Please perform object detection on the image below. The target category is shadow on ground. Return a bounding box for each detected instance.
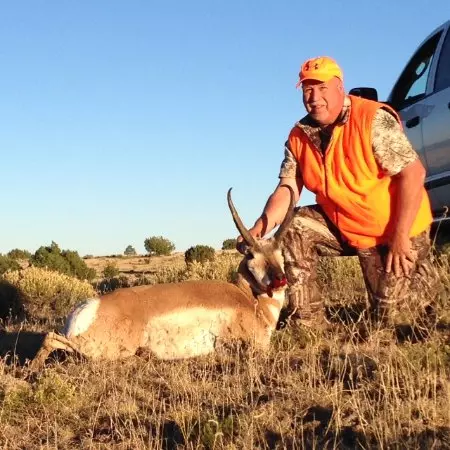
[0,280,26,323]
[0,331,46,365]
[262,406,450,450]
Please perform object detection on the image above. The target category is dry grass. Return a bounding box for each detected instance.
[92,252,242,293]
[0,250,448,449]
[84,253,188,280]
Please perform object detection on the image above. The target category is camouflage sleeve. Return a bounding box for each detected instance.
[372,108,418,176]
[278,143,301,179]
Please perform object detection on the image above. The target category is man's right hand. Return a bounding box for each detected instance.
[236,231,257,254]
[235,223,263,254]
[234,178,301,255]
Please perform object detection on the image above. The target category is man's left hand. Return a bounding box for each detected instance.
[385,233,415,277]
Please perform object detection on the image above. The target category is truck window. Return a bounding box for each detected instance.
[390,31,442,110]
[435,29,450,92]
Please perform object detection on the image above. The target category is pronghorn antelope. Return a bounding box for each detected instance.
[30,186,296,368]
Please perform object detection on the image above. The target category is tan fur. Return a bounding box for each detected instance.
[68,276,281,360]
[30,187,296,369]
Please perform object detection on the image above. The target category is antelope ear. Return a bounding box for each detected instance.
[244,248,254,260]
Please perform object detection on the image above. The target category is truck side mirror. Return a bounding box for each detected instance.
[349,87,378,101]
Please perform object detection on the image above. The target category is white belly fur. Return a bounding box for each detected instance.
[145,307,237,359]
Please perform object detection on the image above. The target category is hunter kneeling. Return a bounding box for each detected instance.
[236,56,440,330]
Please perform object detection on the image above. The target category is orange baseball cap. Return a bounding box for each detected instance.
[296,56,343,87]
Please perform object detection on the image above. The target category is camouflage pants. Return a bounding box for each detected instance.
[281,205,440,326]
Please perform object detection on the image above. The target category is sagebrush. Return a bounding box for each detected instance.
[3,266,96,319]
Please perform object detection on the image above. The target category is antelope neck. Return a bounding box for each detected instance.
[234,262,285,329]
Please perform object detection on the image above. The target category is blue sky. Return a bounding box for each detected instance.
[1,1,449,256]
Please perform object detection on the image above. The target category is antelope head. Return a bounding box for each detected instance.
[227,185,296,297]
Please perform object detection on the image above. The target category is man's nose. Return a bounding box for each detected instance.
[310,88,320,102]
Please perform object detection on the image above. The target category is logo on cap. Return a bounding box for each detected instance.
[296,56,343,87]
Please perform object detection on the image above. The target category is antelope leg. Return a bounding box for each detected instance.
[28,332,80,371]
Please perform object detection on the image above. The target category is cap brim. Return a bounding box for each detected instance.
[296,74,342,87]
[296,76,328,88]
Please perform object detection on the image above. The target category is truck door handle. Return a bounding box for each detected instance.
[406,116,420,128]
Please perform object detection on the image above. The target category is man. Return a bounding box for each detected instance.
[237,56,439,328]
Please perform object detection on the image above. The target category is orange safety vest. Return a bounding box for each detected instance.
[288,95,432,249]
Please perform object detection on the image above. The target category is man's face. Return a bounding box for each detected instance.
[302,77,345,126]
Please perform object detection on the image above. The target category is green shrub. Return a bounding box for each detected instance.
[0,255,21,275]
[124,245,137,256]
[33,372,77,408]
[185,245,216,265]
[30,241,96,281]
[7,249,31,260]
[3,372,78,416]
[3,267,96,319]
[222,238,237,250]
[144,236,175,256]
[103,262,120,279]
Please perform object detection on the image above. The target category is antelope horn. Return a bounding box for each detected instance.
[227,188,258,247]
[273,184,296,242]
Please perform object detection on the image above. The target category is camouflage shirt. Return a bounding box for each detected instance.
[279,96,418,179]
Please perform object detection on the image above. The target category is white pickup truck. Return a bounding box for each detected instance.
[350,19,450,228]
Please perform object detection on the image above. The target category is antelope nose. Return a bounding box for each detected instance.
[270,272,287,289]
[268,268,286,284]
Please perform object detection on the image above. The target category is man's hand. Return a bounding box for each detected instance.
[384,159,425,277]
[236,226,260,254]
[234,178,302,255]
[385,232,415,277]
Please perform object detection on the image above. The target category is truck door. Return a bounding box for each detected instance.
[387,31,443,174]
[421,26,450,218]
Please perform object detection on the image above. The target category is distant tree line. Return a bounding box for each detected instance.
[0,236,239,277]
[0,241,95,280]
